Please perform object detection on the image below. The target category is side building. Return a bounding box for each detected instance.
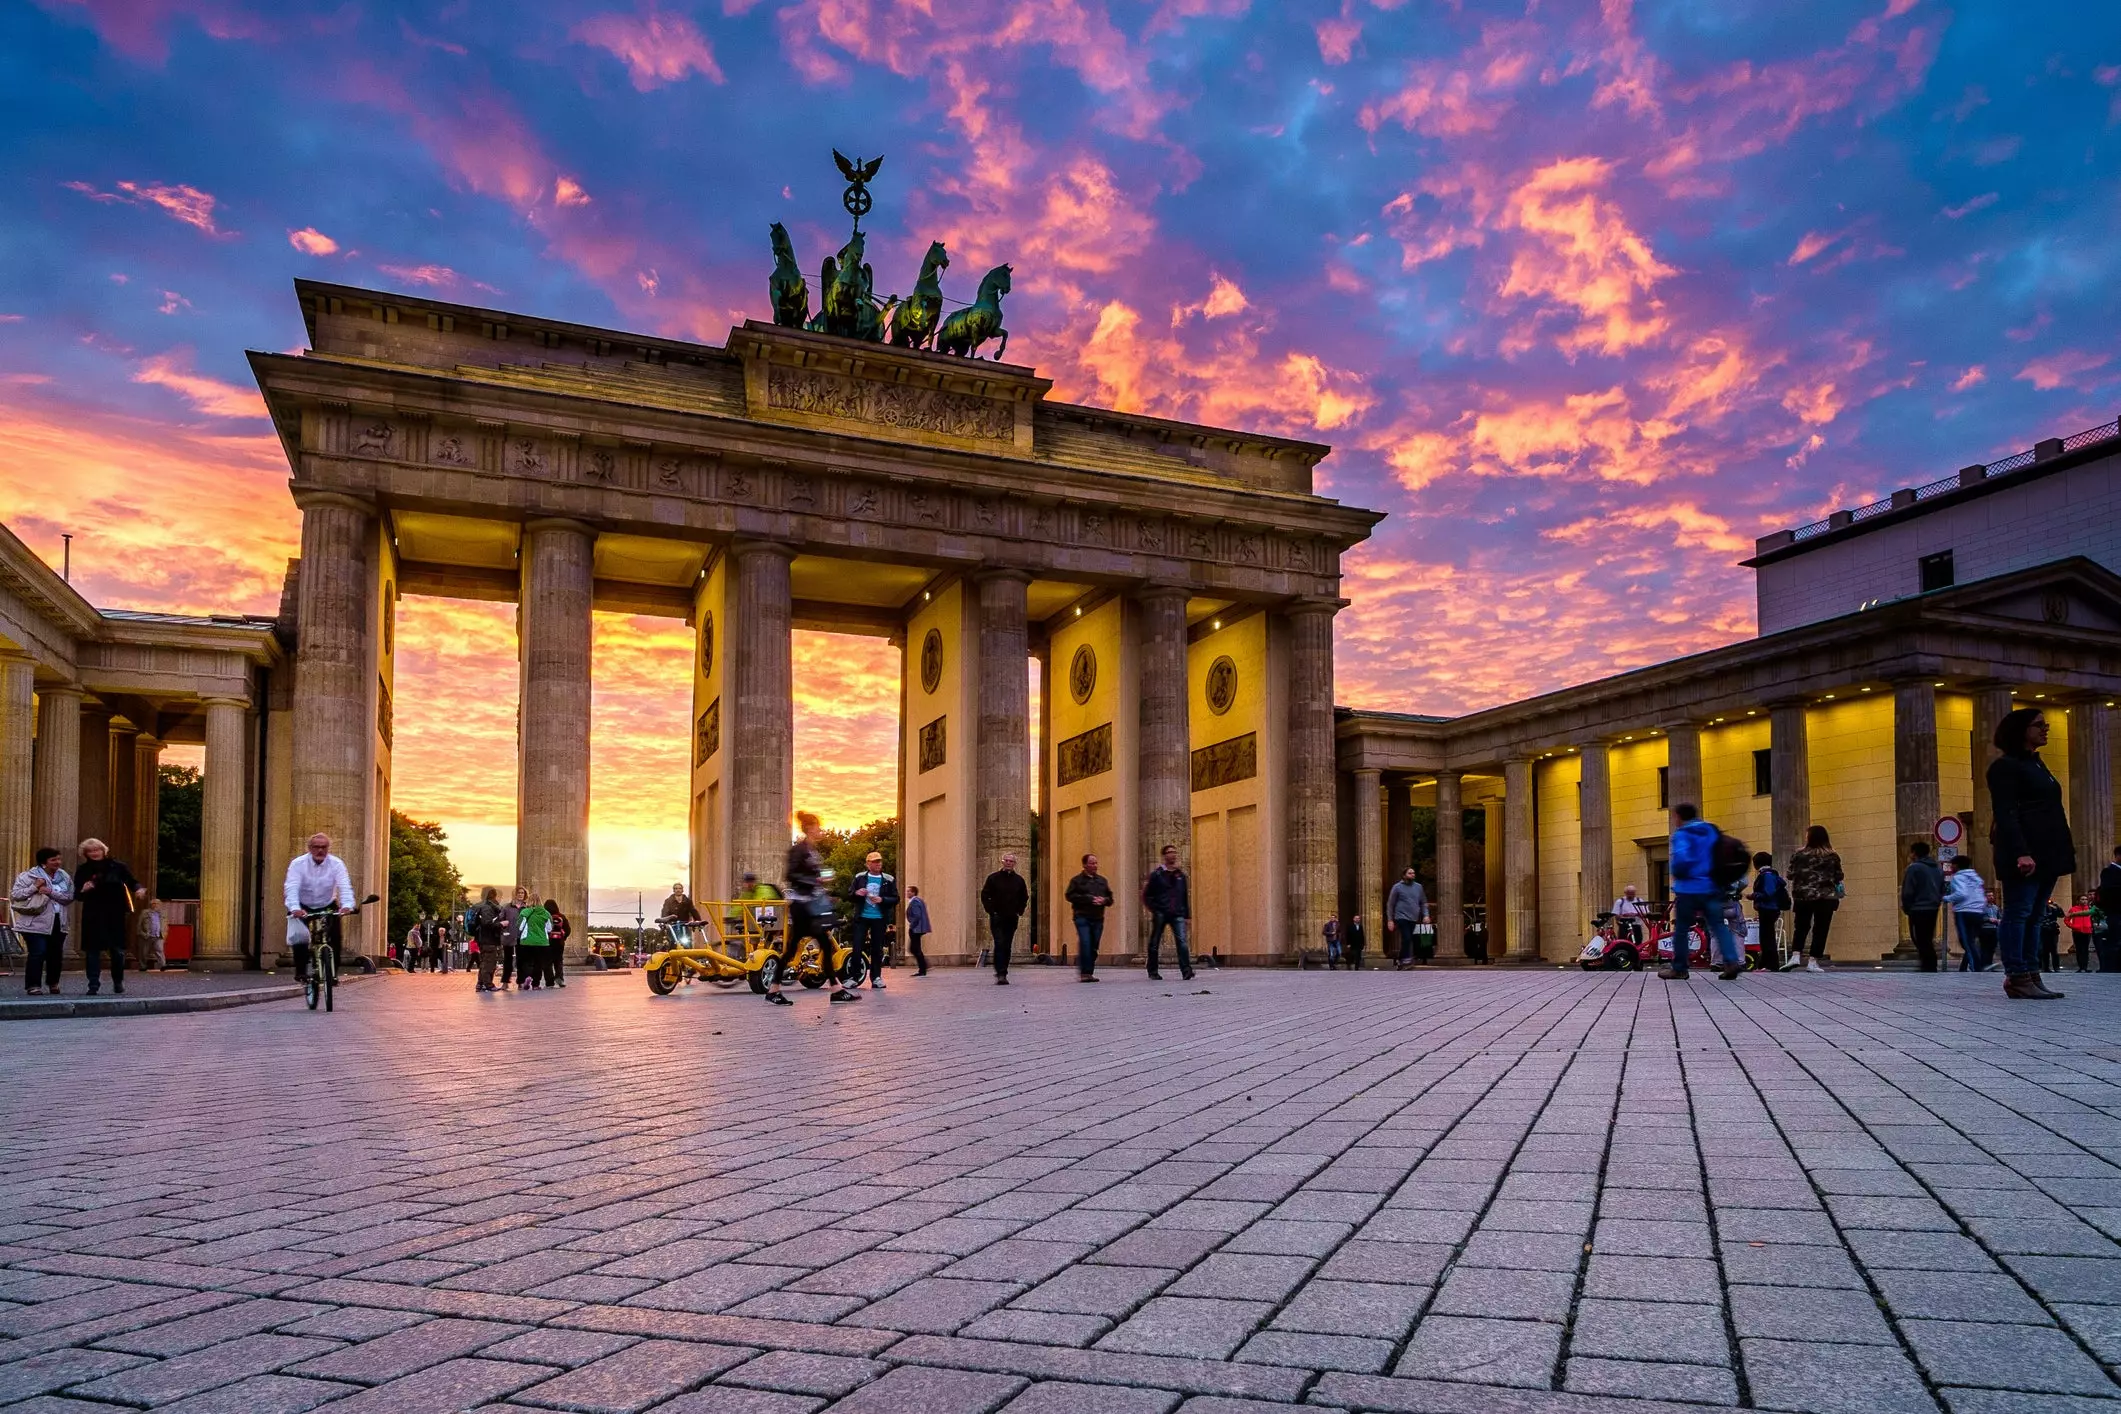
[1339,418,2121,965]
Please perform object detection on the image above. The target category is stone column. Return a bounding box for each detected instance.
[290,492,375,949]
[1578,743,1612,926]
[1386,776,1412,875]
[2068,700,2113,896]
[76,705,112,850]
[1353,768,1383,933]
[974,571,1031,953]
[1893,681,1941,874]
[517,519,594,940]
[1968,685,2016,881]
[196,697,250,967]
[1285,602,1339,958]
[1664,721,1702,814]
[0,655,34,885]
[1434,770,1464,960]
[1136,586,1192,889]
[729,542,794,887]
[110,721,138,866]
[133,734,163,901]
[31,685,82,869]
[1503,758,1538,961]
[1769,701,1810,865]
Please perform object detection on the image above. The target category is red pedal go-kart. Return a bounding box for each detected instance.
[1578,904,1761,972]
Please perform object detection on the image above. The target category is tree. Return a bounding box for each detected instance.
[389,812,463,943]
[156,764,202,899]
[819,818,898,896]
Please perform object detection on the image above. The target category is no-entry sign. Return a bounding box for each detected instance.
[1934,815,1965,846]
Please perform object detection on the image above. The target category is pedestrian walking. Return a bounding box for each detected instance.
[1780,825,1843,972]
[1988,705,2074,1000]
[1323,917,1341,968]
[1063,853,1113,981]
[768,811,859,1006]
[1900,841,1945,972]
[980,852,1029,985]
[516,896,550,989]
[8,847,72,996]
[403,915,428,972]
[2098,847,2121,973]
[136,896,166,972]
[903,885,932,976]
[1660,803,1744,982]
[471,886,507,992]
[2065,894,2095,973]
[545,904,569,987]
[434,917,453,973]
[500,886,527,988]
[1387,867,1428,968]
[73,838,140,997]
[1346,913,1367,972]
[846,850,897,991]
[1747,853,1788,971]
[1947,859,1991,971]
[1141,844,1194,981]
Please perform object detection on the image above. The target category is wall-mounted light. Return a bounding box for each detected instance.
[1860,686,1873,693]
[1073,605,1082,616]
[1212,619,1221,630]
[1746,710,1758,716]
[1823,694,1836,700]
[2033,692,2046,699]
[923,591,931,602]
[1932,682,1945,688]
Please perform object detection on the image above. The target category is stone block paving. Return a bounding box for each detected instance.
[0,966,2118,1411]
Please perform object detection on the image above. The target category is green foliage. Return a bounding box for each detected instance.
[389,812,463,943]
[1406,805,1487,905]
[820,817,898,893]
[156,764,202,899]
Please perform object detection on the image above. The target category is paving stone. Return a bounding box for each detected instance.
[958,1309,1114,1346]
[1271,1278,1427,1339]
[1717,1241,1865,1290]
[2001,1255,2121,1305]
[1096,1296,1273,1358]
[645,1390,823,1413]
[70,1332,337,1405]
[716,1351,884,1397]
[1565,1355,1739,1404]
[94,1297,326,1356]
[1871,1268,2053,1323]
[1015,1263,1174,1316]
[824,1364,1025,1413]
[1233,1329,1393,1372]
[996,1382,1179,1413]
[849,1277,1017,1333]
[1898,1318,2117,1395]
[1456,1229,1586,1272]
[2054,1302,2121,1365]
[1567,1297,1729,1365]
[1394,1314,1561,1387]
[152,1373,357,1413]
[1089,1228,1228,1269]
[1741,1337,1942,1414]
[510,1338,751,1412]
[482,1328,640,1367]
[1582,1254,1723,1303]
[0,1346,150,1403]
[1843,1230,1996,1271]
[1165,1253,1316,1302]
[1937,1393,2121,1414]
[1428,1267,1575,1322]
[305,1356,556,1412]
[1728,1283,1899,1344]
[288,1315,522,1382]
[1592,1219,1713,1259]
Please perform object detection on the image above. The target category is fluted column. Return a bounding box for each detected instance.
[1767,702,1810,866]
[1893,683,1940,888]
[517,519,594,938]
[196,697,250,965]
[290,492,375,951]
[1386,776,1412,875]
[1578,743,1612,926]
[109,721,138,866]
[729,542,794,887]
[1503,758,1538,960]
[1285,601,1338,959]
[0,656,34,884]
[975,571,1031,953]
[31,685,83,870]
[1434,770,1464,960]
[2068,700,2112,896]
[133,734,163,900]
[76,705,111,850]
[1664,721,1702,815]
[1969,685,2015,881]
[1354,768,1384,934]
[1136,586,1192,891]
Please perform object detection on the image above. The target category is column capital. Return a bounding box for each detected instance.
[1282,596,1342,619]
[729,537,797,563]
[198,695,253,712]
[134,733,163,751]
[524,516,596,538]
[291,489,376,517]
[1133,582,1191,606]
[972,566,1033,586]
[36,682,86,702]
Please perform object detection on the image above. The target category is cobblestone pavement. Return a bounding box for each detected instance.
[2,965,2118,1413]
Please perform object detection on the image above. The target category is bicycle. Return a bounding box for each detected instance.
[292,893,379,1011]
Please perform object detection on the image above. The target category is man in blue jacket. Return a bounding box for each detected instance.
[1665,803,1741,982]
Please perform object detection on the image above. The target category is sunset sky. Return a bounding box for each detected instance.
[5,0,2118,897]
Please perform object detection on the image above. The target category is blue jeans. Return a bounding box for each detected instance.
[1146,914,1191,975]
[1997,872,2058,975]
[1073,914,1103,976]
[1954,912,1988,971]
[1669,893,1738,973]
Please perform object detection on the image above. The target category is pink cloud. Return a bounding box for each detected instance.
[573,6,725,89]
[130,349,267,419]
[1941,191,1998,219]
[288,227,339,255]
[64,178,229,235]
[1498,157,1675,356]
[2015,350,2112,392]
[1949,365,1986,392]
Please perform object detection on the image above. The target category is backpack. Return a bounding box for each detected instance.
[1759,867,1792,913]
[1710,830,1751,889]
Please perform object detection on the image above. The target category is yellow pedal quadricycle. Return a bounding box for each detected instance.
[643,901,777,995]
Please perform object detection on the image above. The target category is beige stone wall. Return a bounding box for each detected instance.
[1701,717,1770,856]
[901,582,977,962]
[688,554,731,904]
[1805,696,1897,958]
[1607,737,1666,898]
[1187,612,1282,961]
[1045,598,1137,962]
[1536,755,1582,958]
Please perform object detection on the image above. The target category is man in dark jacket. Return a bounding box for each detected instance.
[1900,842,1946,971]
[1988,707,2075,999]
[980,853,1029,985]
[1345,914,1368,972]
[845,850,898,991]
[1142,844,1194,981]
[1064,854,1114,981]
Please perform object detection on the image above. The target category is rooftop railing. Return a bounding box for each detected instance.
[1772,415,2121,550]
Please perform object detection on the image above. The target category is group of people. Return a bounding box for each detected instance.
[458,886,571,993]
[1051,843,1196,983]
[8,838,158,995]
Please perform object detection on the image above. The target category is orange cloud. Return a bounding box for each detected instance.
[1360,21,1537,137]
[1949,365,1986,392]
[131,350,268,419]
[64,178,228,235]
[2016,349,2112,391]
[288,227,339,256]
[1075,298,1374,435]
[573,6,725,89]
[1499,157,1674,356]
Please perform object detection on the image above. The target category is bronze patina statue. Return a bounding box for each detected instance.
[889,240,949,350]
[814,228,885,341]
[768,222,808,329]
[936,264,1012,360]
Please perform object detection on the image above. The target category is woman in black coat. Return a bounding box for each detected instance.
[73,838,141,996]
[1987,707,2075,1000]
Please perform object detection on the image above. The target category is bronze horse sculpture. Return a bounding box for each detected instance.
[812,229,889,341]
[936,264,1012,359]
[768,222,808,329]
[889,241,949,350]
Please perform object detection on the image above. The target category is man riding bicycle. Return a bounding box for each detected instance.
[284,832,356,981]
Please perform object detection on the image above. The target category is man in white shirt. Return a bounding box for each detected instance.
[284,833,356,981]
[1612,885,1650,945]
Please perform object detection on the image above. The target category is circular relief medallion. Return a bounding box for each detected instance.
[921,627,944,694]
[698,611,715,678]
[1206,655,1238,716]
[1069,644,1097,705]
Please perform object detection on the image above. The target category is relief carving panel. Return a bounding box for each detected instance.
[765,365,1014,443]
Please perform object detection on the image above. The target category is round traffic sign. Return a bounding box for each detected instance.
[1934,815,1964,846]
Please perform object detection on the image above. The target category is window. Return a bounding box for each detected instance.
[1753,748,1773,797]
[1919,549,1955,593]
[1657,766,1669,810]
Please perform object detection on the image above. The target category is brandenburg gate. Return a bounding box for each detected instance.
[251,268,1379,964]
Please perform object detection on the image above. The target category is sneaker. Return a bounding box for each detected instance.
[1658,967,1690,980]
[830,988,860,1003]
[1181,971,1195,981]
[1805,958,1826,973]
[1777,954,1804,972]
[1717,964,1743,981]
[768,991,792,1005]
[1078,974,1099,982]
[995,976,1010,985]
[870,979,885,990]
[1147,972,1163,981]
[24,986,40,996]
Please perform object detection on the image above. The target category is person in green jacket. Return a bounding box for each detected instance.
[517,897,551,990]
